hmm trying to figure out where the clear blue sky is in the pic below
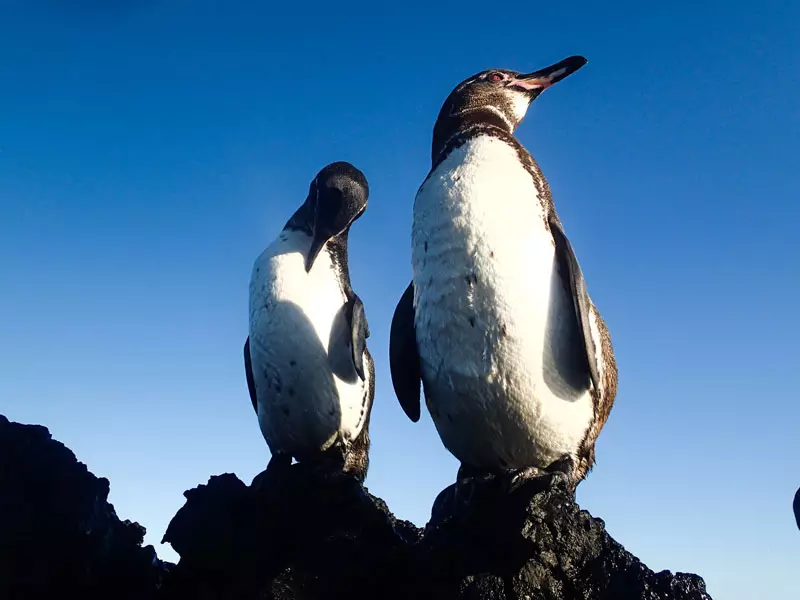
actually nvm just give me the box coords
[1,1,798,597]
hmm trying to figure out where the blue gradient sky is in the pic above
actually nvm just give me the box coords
[1,2,798,597]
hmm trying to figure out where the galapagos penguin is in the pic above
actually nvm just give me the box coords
[245,162,374,482]
[389,57,618,490]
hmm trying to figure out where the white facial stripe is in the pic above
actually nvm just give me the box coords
[510,91,531,123]
[482,105,514,130]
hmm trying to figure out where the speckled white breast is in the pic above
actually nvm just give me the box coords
[412,135,593,469]
[248,229,370,456]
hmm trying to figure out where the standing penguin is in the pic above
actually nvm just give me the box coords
[389,57,618,489]
[244,162,375,483]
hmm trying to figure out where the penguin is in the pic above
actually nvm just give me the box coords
[244,161,375,483]
[389,56,618,490]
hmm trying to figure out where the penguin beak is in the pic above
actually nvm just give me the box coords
[305,231,328,272]
[511,56,588,95]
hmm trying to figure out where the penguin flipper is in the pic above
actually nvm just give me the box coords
[549,215,600,391]
[344,350,375,483]
[389,282,422,422]
[243,336,258,414]
[346,294,370,382]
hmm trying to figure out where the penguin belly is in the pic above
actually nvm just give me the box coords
[412,135,593,470]
[248,232,370,458]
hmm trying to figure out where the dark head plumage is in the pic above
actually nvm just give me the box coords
[292,161,369,272]
[431,56,587,162]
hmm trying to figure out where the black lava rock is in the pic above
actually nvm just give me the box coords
[0,414,169,600]
[420,472,712,600]
[1,414,713,600]
[161,463,423,599]
[162,466,711,600]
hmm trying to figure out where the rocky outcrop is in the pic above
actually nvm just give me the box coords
[0,414,713,599]
[161,468,711,600]
[161,466,422,599]
[0,415,168,600]
[420,474,711,600]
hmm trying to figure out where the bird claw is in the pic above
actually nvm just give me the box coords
[506,466,545,493]
[505,460,576,494]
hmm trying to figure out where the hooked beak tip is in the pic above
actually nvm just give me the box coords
[513,55,588,92]
[305,236,327,272]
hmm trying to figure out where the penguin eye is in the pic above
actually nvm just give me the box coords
[487,72,505,83]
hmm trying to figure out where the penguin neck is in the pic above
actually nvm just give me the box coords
[325,230,352,289]
[288,227,351,287]
[284,202,313,235]
[431,107,514,164]
[282,205,353,290]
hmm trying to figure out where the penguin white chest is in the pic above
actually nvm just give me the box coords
[248,230,370,456]
[411,135,593,470]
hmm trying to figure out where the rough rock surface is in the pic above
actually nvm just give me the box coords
[420,473,712,600]
[0,414,169,600]
[1,414,713,599]
[162,467,711,599]
[161,465,422,599]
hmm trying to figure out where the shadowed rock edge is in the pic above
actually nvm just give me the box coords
[1,414,712,600]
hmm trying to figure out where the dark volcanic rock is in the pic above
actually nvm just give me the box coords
[1,413,712,600]
[162,466,711,600]
[161,464,423,599]
[0,414,169,600]
[420,473,712,600]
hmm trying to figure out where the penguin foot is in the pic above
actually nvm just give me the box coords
[506,466,545,494]
[456,462,492,482]
[453,474,493,508]
[546,455,579,494]
[505,462,576,496]
[453,464,500,509]
[252,452,293,492]
[546,455,576,477]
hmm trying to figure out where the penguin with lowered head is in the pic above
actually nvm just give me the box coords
[245,162,375,483]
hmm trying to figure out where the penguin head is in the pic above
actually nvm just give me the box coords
[432,56,587,157]
[304,161,369,272]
